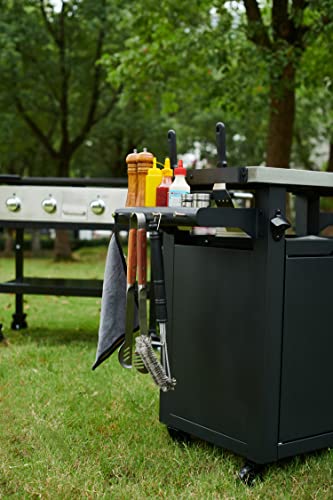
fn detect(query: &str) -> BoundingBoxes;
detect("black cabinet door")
[165,243,256,443]
[280,256,333,442]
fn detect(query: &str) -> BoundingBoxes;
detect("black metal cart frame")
[115,165,333,479]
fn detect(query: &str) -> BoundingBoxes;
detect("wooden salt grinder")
[125,149,138,207]
[136,149,153,207]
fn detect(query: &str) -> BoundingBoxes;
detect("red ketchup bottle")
[156,158,173,206]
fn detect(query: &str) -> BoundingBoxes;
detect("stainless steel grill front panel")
[0,185,127,224]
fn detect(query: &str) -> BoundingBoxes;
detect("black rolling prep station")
[115,165,333,481]
[0,175,127,337]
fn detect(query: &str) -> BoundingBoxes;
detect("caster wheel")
[167,426,191,444]
[239,461,262,485]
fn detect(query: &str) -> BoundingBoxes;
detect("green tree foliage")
[240,0,333,168]
[0,0,124,177]
[100,0,269,167]
[0,0,332,177]
[294,8,333,170]
[100,0,332,169]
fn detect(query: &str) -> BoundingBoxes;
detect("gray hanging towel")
[92,232,138,370]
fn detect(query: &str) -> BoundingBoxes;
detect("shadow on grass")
[169,430,331,485]
[5,326,98,347]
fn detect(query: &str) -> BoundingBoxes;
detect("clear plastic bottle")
[168,160,190,207]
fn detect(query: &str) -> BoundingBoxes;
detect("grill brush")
[135,335,176,392]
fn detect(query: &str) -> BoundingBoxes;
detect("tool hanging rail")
[115,206,262,239]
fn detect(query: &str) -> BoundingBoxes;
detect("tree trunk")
[58,155,70,178]
[266,63,295,168]
[54,229,73,261]
[54,154,73,260]
[3,229,14,256]
[31,229,41,256]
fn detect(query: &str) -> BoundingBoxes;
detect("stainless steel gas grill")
[115,163,333,482]
[0,175,127,333]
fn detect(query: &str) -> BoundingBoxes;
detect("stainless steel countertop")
[246,167,333,188]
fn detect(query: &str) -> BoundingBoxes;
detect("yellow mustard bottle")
[145,157,162,207]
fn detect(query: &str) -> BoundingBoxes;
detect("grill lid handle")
[167,130,177,170]
[216,122,227,168]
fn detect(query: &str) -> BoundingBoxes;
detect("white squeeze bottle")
[168,159,190,207]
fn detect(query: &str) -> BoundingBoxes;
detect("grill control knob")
[42,197,57,214]
[6,196,21,212]
[90,199,105,215]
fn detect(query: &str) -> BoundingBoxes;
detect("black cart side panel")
[161,242,256,446]
[279,255,333,443]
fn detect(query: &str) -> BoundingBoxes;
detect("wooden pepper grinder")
[136,148,153,207]
[125,149,138,207]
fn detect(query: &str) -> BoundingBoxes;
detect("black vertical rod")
[216,122,227,168]
[295,194,320,236]
[307,195,320,235]
[295,195,308,236]
[15,228,24,322]
[12,228,27,330]
[149,266,157,337]
[15,228,24,279]
[167,130,177,169]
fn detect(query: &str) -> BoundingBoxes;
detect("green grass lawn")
[0,247,332,498]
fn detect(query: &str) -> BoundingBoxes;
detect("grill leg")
[11,298,28,330]
[11,228,28,331]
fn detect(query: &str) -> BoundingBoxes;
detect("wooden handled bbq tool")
[133,214,149,374]
[118,222,137,368]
